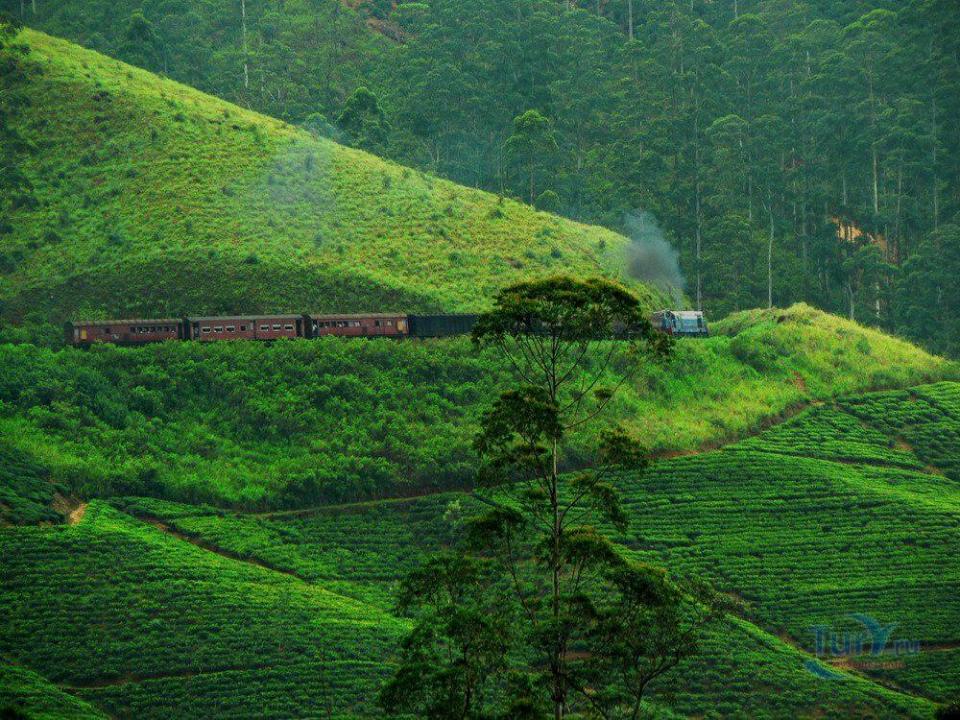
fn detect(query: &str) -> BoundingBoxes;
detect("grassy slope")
[1,28,646,325]
[0,303,953,511]
[42,381,953,717]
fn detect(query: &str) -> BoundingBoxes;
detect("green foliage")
[0,304,951,510]
[462,277,701,718]
[0,441,62,525]
[379,553,515,719]
[0,503,406,719]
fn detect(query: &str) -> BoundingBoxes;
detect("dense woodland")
[3,0,960,356]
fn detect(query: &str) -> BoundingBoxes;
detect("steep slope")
[0,29,645,327]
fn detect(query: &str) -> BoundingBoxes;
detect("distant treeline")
[5,0,959,355]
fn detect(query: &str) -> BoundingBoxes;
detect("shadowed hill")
[0,29,650,327]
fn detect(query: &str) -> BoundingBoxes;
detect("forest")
[5,0,958,356]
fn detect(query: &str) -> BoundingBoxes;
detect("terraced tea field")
[0,503,405,718]
[2,382,958,717]
[0,663,107,719]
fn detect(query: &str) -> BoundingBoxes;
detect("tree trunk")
[894,163,903,263]
[932,95,939,229]
[240,0,250,90]
[31,0,36,13]
[696,180,703,311]
[871,144,879,215]
[694,110,703,311]
[627,0,634,42]
[530,162,536,205]
[551,437,563,720]
[767,199,774,309]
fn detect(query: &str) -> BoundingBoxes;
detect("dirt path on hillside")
[51,495,88,525]
[137,515,311,582]
[58,662,276,690]
[67,502,88,525]
[247,397,829,522]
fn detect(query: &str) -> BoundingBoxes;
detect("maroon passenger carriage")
[185,315,306,341]
[65,319,184,345]
[309,313,408,338]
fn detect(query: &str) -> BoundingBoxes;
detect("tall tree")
[504,110,559,205]
[470,276,671,719]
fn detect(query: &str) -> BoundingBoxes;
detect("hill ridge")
[1,28,654,328]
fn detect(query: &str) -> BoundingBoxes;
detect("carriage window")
[386,320,394,326]
[260,325,269,331]
[202,327,211,334]
[272,324,281,330]
[284,324,294,331]
[351,321,361,327]
[129,326,135,332]
[214,326,223,332]
[239,325,246,332]
[374,320,381,327]
[226,326,235,332]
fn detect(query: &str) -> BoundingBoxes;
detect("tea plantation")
[7,382,948,717]
[0,663,107,719]
[0,502,406,718]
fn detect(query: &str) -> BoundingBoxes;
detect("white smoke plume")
[623,211,685,306]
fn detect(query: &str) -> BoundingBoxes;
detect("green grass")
[0,29,651,330]
[0,303,953,510]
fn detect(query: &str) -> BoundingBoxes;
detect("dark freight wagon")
[407,314,479,338]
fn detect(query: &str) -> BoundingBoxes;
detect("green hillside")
[0,28,645,329]
[0,304,952,511]
[5,382,958,718]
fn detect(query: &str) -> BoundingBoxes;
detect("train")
[65,310,707,346]
[650,310,709,337]
[65,313,480,346]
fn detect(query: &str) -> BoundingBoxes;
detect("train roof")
[308,312,408,319]
[653,309,705,319]
[66,318,182,326]
[186,314,304,321]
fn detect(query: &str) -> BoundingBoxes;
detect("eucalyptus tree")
[505,110,559,204]
[468,276,677,719]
